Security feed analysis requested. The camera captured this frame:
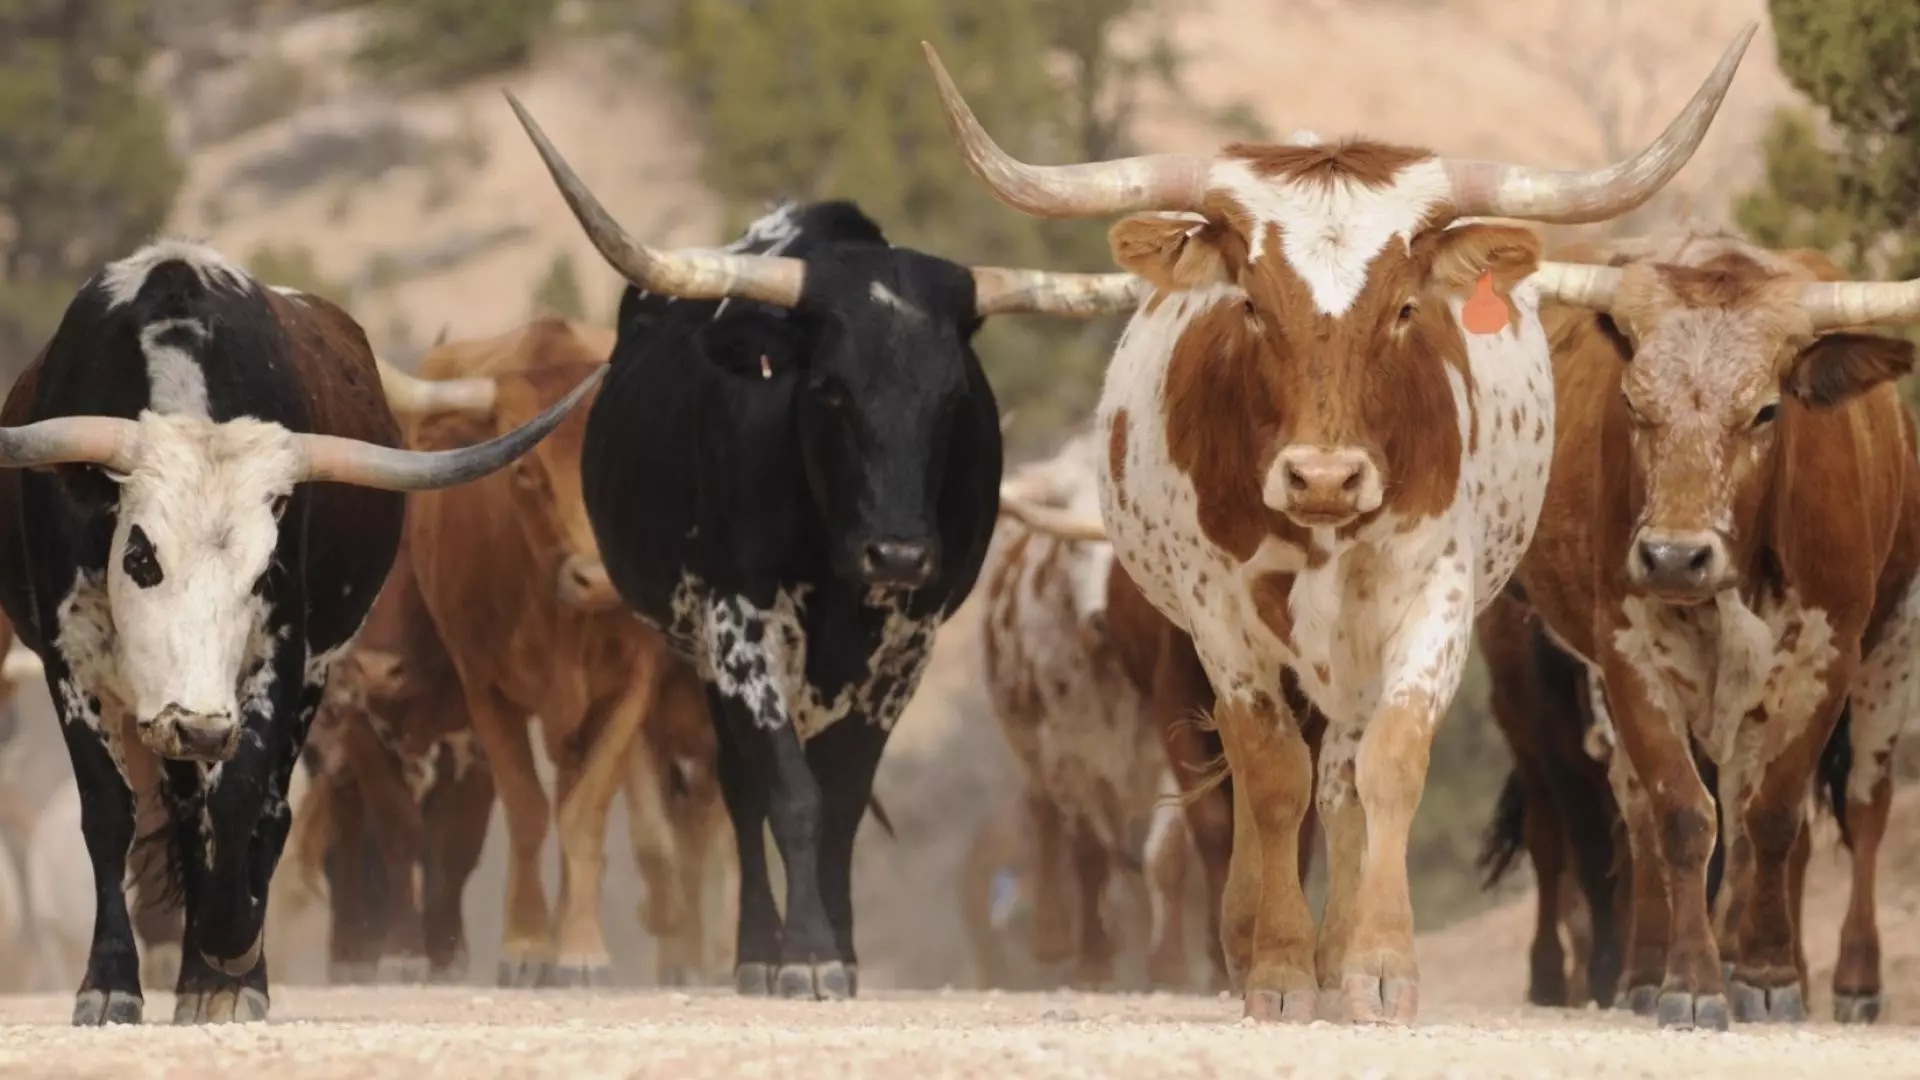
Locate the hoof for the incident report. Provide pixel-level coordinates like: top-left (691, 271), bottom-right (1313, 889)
top-left (1834, 991), bottom-right (1884, 1025)
top-left (776, 961), bottom-right (851, 1000)
top-left (846, 963), bottom-right (859, 998)
top-left (173, 986), bottom-right (269, 1025)
top-left (1731, 978), bottom-right (1806, 1024)
top-left (142, 943), bottom-right (183, 991)
top-left (1343, 973), bottom-right (1419, 1025)
top-left (377, 955), bottom-right (431, 985)
top-left (1243, 987), bottom-right (1316, 1024)
top-left (734, 962), bottom-right (774, 997)
top-left (496, 956), bottom-right (553, 989)
top-left (1619, 984), bottom-right (1659, 1017)
top-left (72, 989), bottom-right (143, 1027)
top-left (1655, 990), bottom-right (1729, 1032)
top-left (551, 962), bottom-right (614, 989)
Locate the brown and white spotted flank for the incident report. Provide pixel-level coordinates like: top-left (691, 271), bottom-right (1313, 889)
top-left (984, 431), bottom-right (1194, 988)
top-left (1517, 227), bottom-right (1920, 1030)
top-left (924, 25), bottom-right (1756, 1025)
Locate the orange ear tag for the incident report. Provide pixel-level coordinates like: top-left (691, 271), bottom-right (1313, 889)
top-left (1462, 271), bottom-right (1510, 336)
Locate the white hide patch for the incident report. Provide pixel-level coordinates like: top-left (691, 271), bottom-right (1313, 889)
top-left (666, 573), bottom-right (939, 741)
top-left (1846, 580), bottom-right (1920, 802)
top-left (138, 319), bottom-right (212, 418)
top-left (1206, 155), bottom-right (1450, 316)
top-left (107, 412), bottom-right (301, 726)
top-left (97, 238), bottom-right (249, 310)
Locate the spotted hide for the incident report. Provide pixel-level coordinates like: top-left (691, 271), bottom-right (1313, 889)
top-left (1514, 227), bottom-right (1920, 1030)
top-left (0, 240), bottom-right (597, 1026)
top-left (924, 26), bottom-right (1755, 1024)
top-left (983, 429), bottom-right (1198, 988)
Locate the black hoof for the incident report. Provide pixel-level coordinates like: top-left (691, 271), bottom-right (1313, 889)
top-left (1834, 991), bottom-right (1884, 1025)
top-left (734, 962), bottom-right (774, 997)
top-left (72, 989), bottom-right (143, 1027)
top-left (1619, 984), bottom-right (1659, 1017)
top-left (1656, 990), bottom-right (1729, 1032)
top-left (845, 963), bottom-right (859, 998)
top-left (1731, 978), bottom-right (1807, 1024)
top-left (173, 986), bottom-right (269, 1025)
top-left (774, 961), bottom-right (851, 1000)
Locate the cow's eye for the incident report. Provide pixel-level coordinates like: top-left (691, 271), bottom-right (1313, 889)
top-left (121, 525), bottom-right (164, 589)
top-left (1750, 401), bottom-right (1779, 429)
top-left (268, 494), bottom-right (290, 519)
top-left (1621, 393), bottom-right (1652, 428)
top-left (1397, 300), bottom-right (1417, 322)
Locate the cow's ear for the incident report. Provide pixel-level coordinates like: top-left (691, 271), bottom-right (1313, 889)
top-left (1424, 224), bottom-right (1542, 294)
top-left (1110, 215), bottom-right (1231, 293)
top-left (1784, 332), bottom-right (1916, 408)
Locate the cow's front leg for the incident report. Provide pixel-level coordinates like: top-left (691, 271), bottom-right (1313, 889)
top-left (1599, 650), bottom-right (1724, 1030)
top-left (804, 716), bottom-right (891, 997)
top-left (50, 667), bottom-right (145, 1026)
top-left (421, 751), bottom-right (493, 982)
top-left (1194, 643), bottom-right (1314, 1022)
top-left (1324, 588), bottom-right (1473, 1026)
top-left (1728, 678), bottom-right (1854, 1025)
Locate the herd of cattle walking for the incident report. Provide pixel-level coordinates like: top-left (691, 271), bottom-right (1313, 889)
top-left (0, 18), bottom-right (1914, 1036)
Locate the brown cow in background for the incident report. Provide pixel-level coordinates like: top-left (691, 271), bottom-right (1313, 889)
top-left (404, 317), bottom-right (730, 987)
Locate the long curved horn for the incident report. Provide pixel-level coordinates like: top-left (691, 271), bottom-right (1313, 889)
top-left (375, 356), bottom-right (497, 415)
top-left (504, 91), bottom-right (806, 307)
top-left (1443, 23), bottom-right (1757, 224)
top-left (999, 487), bottom-right (1108, 542)
top-left (297, 365), bottom-right (606, 490)
top-left (1801, 280), bottom-right (1920, 331)
top-left (0, 416), bottom-right (139, 472)
top-left (971, 268), bottom-right (1147, 316)
top-left (2, 645), bottom-right (42, 683)
top-left (1531, 263), bottom-right (1624, 311)
top-left (922, 42), bottom-right (1210, 218)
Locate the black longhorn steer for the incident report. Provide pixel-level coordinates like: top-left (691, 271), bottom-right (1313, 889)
top-left (507, 93), bottom-right (1146, 999)
top-left (0, 238), bottom-right (600, 1025)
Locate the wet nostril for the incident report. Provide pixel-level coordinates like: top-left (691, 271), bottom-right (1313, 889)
top-left (1686, 546), bottom-right (1713, 573)
top-left (1340, 469), bottom-right (1362, 492)
top-left (1637, 543), bottom-right (1660, 575)
top-left (1287, 466), bottom-right (1309, 492)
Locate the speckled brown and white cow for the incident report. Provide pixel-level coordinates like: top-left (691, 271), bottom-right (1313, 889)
top-left (924, 26), bottom-right (1754, 1024)
top-left (1516, 227), bottom-right (1920, 1030)
top-left (983, 429), bottom-right (1193, 988)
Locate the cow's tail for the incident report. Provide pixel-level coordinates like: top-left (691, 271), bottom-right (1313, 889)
top-left (1165, 708), bottom-right (1232, 807)
top-left (1477, 769), bottom-right (1528, 889)
top-left (286, 773), bottom-right (336, 904)
top-left (866, 795), bottom-right (896, 839)
top-left (1818, 698), bottom-right (1855, 851)
top-left (128, 818), bottom-right (186, 916)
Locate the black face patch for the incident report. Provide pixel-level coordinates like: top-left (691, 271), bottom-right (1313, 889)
top-left (122, 524), bottom-right (164, 589)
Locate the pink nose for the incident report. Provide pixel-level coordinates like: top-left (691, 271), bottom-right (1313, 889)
top-left (557, 554), bottom-right (621, 611)
top-left (1266, 446), bottom-right (1383, 525)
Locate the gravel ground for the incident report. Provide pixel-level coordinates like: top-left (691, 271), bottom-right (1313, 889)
top-left (2, 987), bottom-right (1917, 1080)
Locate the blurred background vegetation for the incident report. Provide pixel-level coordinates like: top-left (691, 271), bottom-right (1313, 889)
top-left (0, 0), bottom-right (1910, 963)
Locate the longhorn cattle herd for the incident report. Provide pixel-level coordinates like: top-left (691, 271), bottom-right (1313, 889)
top-left (0, 18), bottom-right (1918, 1045)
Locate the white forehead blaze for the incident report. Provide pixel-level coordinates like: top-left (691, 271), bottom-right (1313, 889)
top-left (869, 281), bottom-right (925, 321)
top-left (97, 238), bottom-right (248, 310)
top-left (107, 412), bottom-right (302, 721)
top-left (1206, 155), bottom-right (1451, 318)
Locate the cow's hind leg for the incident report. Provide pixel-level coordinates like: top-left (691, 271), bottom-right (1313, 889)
top-left (805, 718), bottom-right (888, 997)
top-left (54, 684), bottom-right (146, 1026)
top-left (422, 750), bottom-right (493, 983)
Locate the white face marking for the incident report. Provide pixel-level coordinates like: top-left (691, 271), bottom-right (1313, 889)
top-left (867, 281), bottom-right (925, 321)
top-left (1205, 155), bottom-right (1450, 316)
top-left (108, 412), bottom-right (301, 728)
top-left (138, 319), bottom-right (212, 418)
top-left (97, 238), bottom-right (248, 310)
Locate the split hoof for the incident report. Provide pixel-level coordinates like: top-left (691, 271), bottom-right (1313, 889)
top-left (173, 986), bottom-right (269, 1025)
top-left (377, 955), bottom-right (431, 985)
top-left (1619, 984), bottom-right (1659, 1017)
top-left (72, 989), bottom-right (143, 1027)
top-left (1242, 987), bottom-right (1316, 1024)
top-left (776, 960), bottom-right (851, 1000)
top-left (734, 962), bottom-right (774, 997)
top-left (1834, 990), bottom-right (1884, 1025)
top-left (551, 961), bottom-right (614, 989)
top-left (495, 956), bottom-right (553, 989)
top-left (1730, 978), bottom-right (1807, 1024)
top-left (1343, 973), bottom-right (1419, 1025)
top-left (1655, 990), bottom-right (1729, 1032)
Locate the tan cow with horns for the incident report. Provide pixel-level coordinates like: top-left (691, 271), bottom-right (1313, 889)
top-left (923, 23), bottom-right (1757, 1025)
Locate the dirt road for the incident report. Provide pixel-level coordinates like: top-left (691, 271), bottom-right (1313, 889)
top-left (1, 987), bottom-right (1915, 1080)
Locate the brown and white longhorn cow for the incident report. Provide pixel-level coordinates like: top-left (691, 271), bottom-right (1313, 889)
top-left (1517, 228), bottom-right (1920, 1029)
top-left (925, 24), bottom-right (1755, 1024)
top-left (983, 430), bottom-right (1195, 988)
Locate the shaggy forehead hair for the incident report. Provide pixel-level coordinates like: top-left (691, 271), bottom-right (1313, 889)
top-left (120, 413), bottom-right (303, 545)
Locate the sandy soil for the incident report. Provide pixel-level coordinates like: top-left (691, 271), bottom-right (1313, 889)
top-left (3, 986), bottom-right (1918, 1080)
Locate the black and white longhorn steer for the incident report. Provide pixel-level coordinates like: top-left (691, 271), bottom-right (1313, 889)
top-left (507, 93), bottom-right (1146, 999)
top-left (0, 238), bottom-right (601, 1025)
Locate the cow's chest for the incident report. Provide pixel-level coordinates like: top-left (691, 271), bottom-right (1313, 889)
top-left (665, 573), bottom-right (940, 741)
top-left (1611, 590), bottom-right (1842, 765)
